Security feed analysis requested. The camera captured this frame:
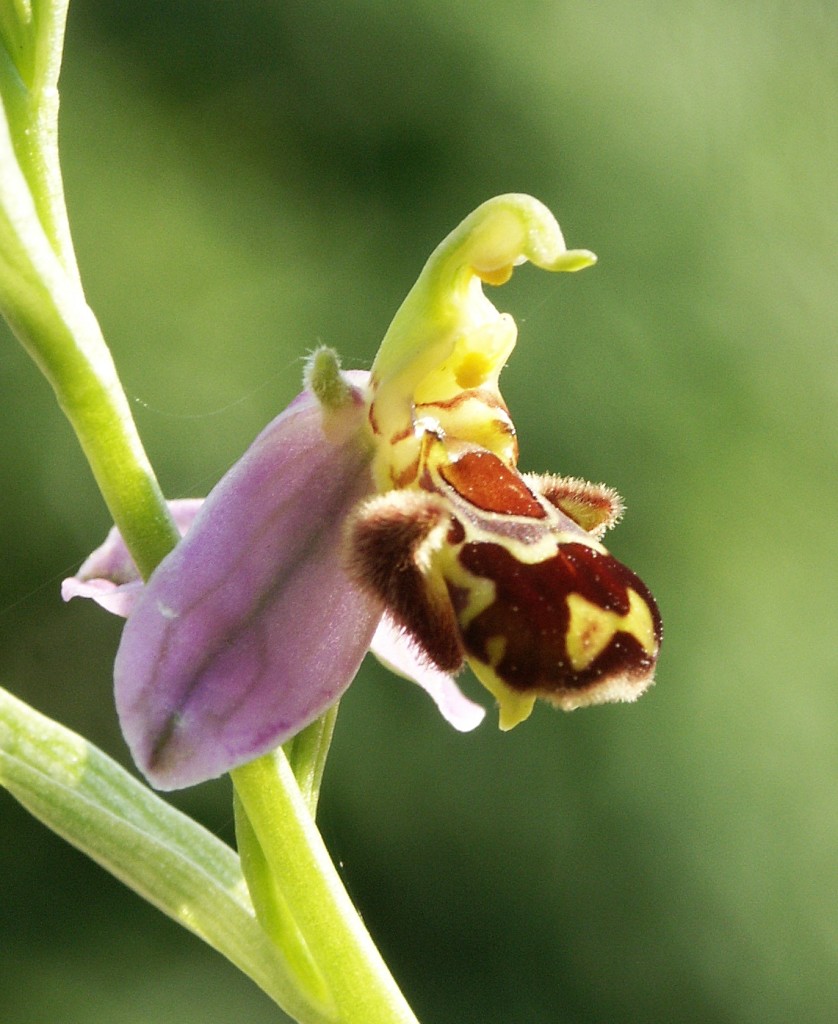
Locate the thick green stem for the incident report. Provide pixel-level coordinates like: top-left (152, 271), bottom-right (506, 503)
top-left (0, 200), bottom-right (180, 576)
top-left (0, 0), bottom-right (77, 276)
top-left (0, 1), bottom-right (177, 577)
top-left (233, 790), bottom-right (336, 1018)
top-left (232, 707), bottom-right (342, 1012)
top-left (231, 752), bottom-right (420, 1024)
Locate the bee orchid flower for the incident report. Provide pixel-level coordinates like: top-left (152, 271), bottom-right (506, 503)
top-left (64, 194), bottom-right (661, 790)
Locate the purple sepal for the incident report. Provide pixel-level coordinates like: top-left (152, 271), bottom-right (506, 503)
top-left (115, 389), bottom-right (381, 790)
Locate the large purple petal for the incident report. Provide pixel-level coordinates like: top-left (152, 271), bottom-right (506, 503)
top-left (115, 388), bottom-right (381, 790)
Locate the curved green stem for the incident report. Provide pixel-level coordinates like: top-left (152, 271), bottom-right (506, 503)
top-left (0, 0), bottom-right (177, 577)
top-left (232, 752), bottom-right (420, 1024)
top-left (231, 707), bottom-right (342, 1013)
top-left (0, 0), bottom-right (77, 276)
top-left (0, 174), bottom-right (180, 576)
top-left (233, 789), bottom-right (336, 1018)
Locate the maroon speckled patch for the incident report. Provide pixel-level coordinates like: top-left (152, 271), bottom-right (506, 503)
top-left (455, 542), bottom-right (661, 696)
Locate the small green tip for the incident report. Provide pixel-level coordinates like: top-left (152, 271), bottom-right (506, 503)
top-left (552, 249), bottom-right (598, 272)
top-left (303, 347), bottom-right (352, 411)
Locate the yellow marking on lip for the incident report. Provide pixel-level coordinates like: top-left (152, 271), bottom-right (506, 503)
top-left (437, 542), bottom-right (497, 630)
top-left (466, 647), bottom-right (537, 731)
top-left (565, 588), bottom-right (657, 672)
top-left (485, 634), bottom-right (507, 667)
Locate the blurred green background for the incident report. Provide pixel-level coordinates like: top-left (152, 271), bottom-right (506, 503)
top-left (2, 1), bottom-right (836, 1021)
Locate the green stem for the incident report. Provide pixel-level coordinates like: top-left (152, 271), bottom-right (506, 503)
top-left (231, 752), bottom-right (420, 1024)
top-left (231, 707), bottom-right (341, 1011)
top-left (283, 703), bottom-right (340, 814)
top-left (0, 1), bottom-right (177, 578)
top-left (0, 0), bottom-right (77, 276)
top-left (233, 790), bottom-right (336, 1018)
top-left (0, 196), bottom-right (180, 576)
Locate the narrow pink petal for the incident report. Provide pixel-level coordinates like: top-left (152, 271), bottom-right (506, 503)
top-left (62, 499), bottom-right (205, 618)
top-left (61, 577), bottom-right (144, 618)
top-left (370, 615), bottom-right (486, 731)
top-left (115, 387), bottom-right (381, 790)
